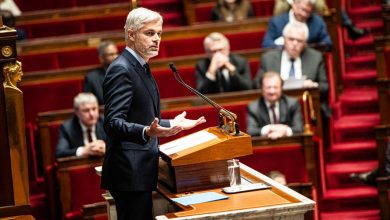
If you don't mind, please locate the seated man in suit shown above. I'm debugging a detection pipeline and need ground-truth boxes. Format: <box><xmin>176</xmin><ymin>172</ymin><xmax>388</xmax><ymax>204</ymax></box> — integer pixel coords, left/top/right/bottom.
<box><xmin>195</xmin><ymin>32</ymin><xmax>252</xmax><ymax>94</ymax></box>
<box><xmin>255</xmin><ymin>21</ymin><xmax>330</xmax><ymax>118</ymax></box>
<box><xmin>262</xmin><ymin>0</ymin><xmax>332</xmax><ymax>49</ymax></box>
<box><xmin>56</xmin><ymin>92</ymin><xmax>106</xmax><ymax>158</ymax></box>
<box><xmin>83</xmin><ymin>41</ymin><xmax>119</xmax><ymax>105</ymax></box>
<box><xmin>247</xmin><ymin>71</ymin><xmax>303</xmax><ymax>139</ymax></box>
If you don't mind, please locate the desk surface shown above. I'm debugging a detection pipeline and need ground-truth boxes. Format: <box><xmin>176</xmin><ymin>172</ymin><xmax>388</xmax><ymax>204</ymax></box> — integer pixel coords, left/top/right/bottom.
<box><xmin>156</xmin><ymin>163</ymin><xmax>315</xmax><ymax>220</ymax></box>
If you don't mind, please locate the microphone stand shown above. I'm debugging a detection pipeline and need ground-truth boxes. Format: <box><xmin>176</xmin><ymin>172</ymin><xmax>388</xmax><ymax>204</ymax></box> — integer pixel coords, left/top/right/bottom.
<box><xmin>169</xmin><ymin>63</ymin><xmax>241</xmax><ymax>136</ymax></box>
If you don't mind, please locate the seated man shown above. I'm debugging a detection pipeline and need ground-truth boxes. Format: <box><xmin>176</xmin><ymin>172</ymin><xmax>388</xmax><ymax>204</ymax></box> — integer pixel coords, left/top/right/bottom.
<box><xmin>83</xmin><ymin>40</ymin><xmax>119</xmax><ymax>105</ymax></box>
<box><xmin>262</xmin><ymin>0</ymin><xmax>332</xmax><ymax>49</ymax></box>
<box><xmin>255</xmin><ymin>21</ymin><xmax>330</xmax><ymax>118</ymax></box>
<box><xmin>195</xmin><ymin>32</ymin><xmax>252</xmax><ymax>94</ymax></box>
<box><xmin>56</xmin><ymin>93</ymin><xmax>106</xmax><ymax>158</ymax></box>
<box><xmin>247</xmin><ymin>71</ymin><xmax>303</xmax><ymax>139</ymax></box>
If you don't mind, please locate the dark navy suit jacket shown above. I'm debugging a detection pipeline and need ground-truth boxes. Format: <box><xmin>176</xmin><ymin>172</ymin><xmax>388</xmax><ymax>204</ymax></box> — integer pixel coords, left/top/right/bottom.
<box><xmin>262</xmin><ymin>12</ymin><xmax>332</xmax><ymax>49</ymax></box>
<box><xmin>101</xmin><ymin>49</ymin><xmax>170</xmax><ymax>191</ymax></box>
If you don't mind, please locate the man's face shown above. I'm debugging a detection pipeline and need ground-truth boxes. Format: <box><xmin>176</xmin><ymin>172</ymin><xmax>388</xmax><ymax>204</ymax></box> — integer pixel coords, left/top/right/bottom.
<box><xmin>261</xmin><ymin>76</ymin><xmax>283</xmax><ymax>104</ymax></box>
<box><xmin>284</xmin><ymin>30</ymin><xmax>306</xmax><ymax>59</ymax></box>
<box><xmin>206</xmin><ymin>41</ymin><xmax>229</xmax><ymax>58</ymax></box>
<box><xmin>291</xmin><ymin>0</ymin><xmax>314</xmax><ymax>22</ymax></box>
<box><xmin>101</xmin><ymin>44</ymin><xmax>119</xmax><ymax>67</ymax></box>
<box><xmin>75</xmin><ymin>102</ymin><xmax>99</xmax><ymax>127</ymax></box>
<box><xmin>129</xmin><ymin>19</ymin><xmax>162</xmax><ymax>61</ymax></box>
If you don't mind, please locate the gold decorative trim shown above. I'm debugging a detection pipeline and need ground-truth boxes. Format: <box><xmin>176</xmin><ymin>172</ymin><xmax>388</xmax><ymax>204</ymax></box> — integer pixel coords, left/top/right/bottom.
<box><xmin>2</xmin><ymin>46</ymin><xmax>13</xmax><ymax>57</ymax></box>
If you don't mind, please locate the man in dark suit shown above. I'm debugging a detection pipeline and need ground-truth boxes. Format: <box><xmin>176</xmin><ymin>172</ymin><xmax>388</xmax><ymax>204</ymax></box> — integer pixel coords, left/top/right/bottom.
<box><xmin>255</xmin><ymin>21</ymin><xmax>330</xmax><ymax>117</ymax></box>
<box><xmin>247</xmin><ymin>71</ymin><xmax>303</xmax><ymax>138</ymax></box>
<box><xmin>195</xmin><ymin>32</ymin><xmax>252</xmax><ymax>94</ymax></box>
<box><xmin>262</xmin><ymin>0</ymin><xmax>332</xmax><ymax>49</ymax></box>
<box><xmin>83</xmin><ymin>40</ymin><xmax>118</xmax><ymax>105</ymax></box>
<box><xmin>101</xmin><ymin>7</ymin><xmax>206</xmax><ymax>220</ymax></box>
<box><xmin>56</xmin><ymin>92</ymin><xmax>106</xmax><ymax>158</ymax></box>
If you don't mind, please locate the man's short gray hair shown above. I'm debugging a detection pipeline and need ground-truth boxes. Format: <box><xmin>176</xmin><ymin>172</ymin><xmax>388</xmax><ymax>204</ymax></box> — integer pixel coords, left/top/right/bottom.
<box><xmin>203</xmin><ymin>32</ymin><xmax>230</xmax><ymax>52</ymax></box>
<box><xmin>282</xmin><ymin>21</ymin><xmax>309</xmax><ymax>41</ymax></box>
<box><xmin>124</xmin><ymin>7</ymin><xmax>163</xmax><ymax>43</ymax></box>
<box><xmin>74</xmin><ymin>93</ymin><xmax>98</xmax><ymax>110</ymax></box>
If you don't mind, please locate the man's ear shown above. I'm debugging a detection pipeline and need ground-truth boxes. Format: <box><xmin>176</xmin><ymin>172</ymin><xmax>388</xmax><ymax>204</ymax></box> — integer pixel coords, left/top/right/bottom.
<box><xmin>128</xmin><ymin>29</ymin><xmax>135</xmax><ymax>42</ymax></box>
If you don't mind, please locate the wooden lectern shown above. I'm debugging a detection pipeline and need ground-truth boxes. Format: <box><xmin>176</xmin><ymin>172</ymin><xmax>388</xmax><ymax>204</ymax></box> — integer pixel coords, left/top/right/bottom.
<box><xmin>158</xmin><ymin>127</ymin><xmax>252</xmax><ymax>193</ymax></box>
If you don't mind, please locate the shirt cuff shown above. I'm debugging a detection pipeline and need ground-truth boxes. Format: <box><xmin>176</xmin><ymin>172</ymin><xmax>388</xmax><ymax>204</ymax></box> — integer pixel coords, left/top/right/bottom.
<box><xmin>142</xmin><ymin>126</ymin><xmax>150</xmax><ymax>142</ymax></box>
<box><xmin>76</xmin><ymin>146</ymin><xmax>84</xmax><ymax>156</ymax></box>
<box><xmin>260</xmin><ymin>125</ymin><xmax>270</xmax><ymax>136</ymax></box>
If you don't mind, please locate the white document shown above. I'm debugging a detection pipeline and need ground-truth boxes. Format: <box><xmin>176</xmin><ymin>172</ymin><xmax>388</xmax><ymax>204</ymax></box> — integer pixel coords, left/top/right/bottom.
<box><xmin>160</xmin><ymin>130</ymin><xmax>217</xmax><ymax>155</ymax></box>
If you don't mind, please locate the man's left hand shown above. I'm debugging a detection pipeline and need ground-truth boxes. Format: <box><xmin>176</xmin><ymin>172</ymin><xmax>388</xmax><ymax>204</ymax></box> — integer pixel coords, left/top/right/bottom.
<box><xmin>172</xmin><ymin>111</ymin><xmax>206</xmax><ymax>130</ymax></box>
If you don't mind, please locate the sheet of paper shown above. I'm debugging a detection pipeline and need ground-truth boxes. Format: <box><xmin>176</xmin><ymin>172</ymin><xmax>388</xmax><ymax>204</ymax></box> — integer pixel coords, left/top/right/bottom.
<box><xmin>171</xmin><ymin>192</ymin><xmax>228</xmax><ymax>206</ymax></box>
<box><xmin>159</xmin><ymin>130</ymin><xmax>217</xmax><ymax>155</ymax></box>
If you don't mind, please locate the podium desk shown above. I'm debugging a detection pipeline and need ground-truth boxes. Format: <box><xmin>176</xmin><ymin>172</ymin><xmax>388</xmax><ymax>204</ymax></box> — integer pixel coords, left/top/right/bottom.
<box><xmin>155</xmin><ymin>163</ymin><xmax>315</xmax><ymax>220</ymax></box>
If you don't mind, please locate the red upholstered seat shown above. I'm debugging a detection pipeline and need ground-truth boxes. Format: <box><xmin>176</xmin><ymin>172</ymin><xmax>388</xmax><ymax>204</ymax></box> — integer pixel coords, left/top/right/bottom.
<box><xmin>154</xmin><ymin>66</ymin><xmax>195</xmax><ymax>99</ymax></box>
<box><xmin>64</xmin><ymin>165</ymin><xmax>105</xmax><ymax>220</ymax></box>
<box><xmin>57</xmin><ymin>48</ymin><xmax>99</xmax><ymax>69</ymax></box>
<box><xmin>21</xmin><ymin>79</ymin><xmax>83</xmax><ymax>124</ymax></box>
<box><xmin>239</xmin><ymin>145</ymin><xmax>309</xmax><ymax>183</ymax></box>
<box><xmin>19</xmin><ymin>53</ymin><xmax>59</xmax><ymax>72</ymax></box>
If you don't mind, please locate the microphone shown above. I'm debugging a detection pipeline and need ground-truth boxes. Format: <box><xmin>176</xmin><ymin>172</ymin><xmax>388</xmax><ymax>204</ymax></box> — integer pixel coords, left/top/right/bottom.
<box><xmin>169</xmin><ymin>63</ymin><xmax>241</xmax><ymax>136</ymax></box>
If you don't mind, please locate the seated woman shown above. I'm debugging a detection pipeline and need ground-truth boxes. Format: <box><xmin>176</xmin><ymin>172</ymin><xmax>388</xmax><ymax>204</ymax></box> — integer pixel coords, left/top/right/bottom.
<box><xmin>211</xmin><ymin>0</ymin><xmax>255</xmax><ymax>22</ymax></box>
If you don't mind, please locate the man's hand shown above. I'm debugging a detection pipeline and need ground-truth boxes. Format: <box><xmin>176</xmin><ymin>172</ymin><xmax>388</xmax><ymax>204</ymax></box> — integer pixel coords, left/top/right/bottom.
<box><xmin>303</xmin><ymin>79</ymin><xmax>319</xmax><ymax>88</ymax></box>
<box><xmin>172</xmin><ymin>111</ymin><xmax>206</xmax><ymax>130</ymax></box>
<box><xmin>83</xmin><ymin>140</ymin><xmax>106</xmax><ymax>156</ymax></box>
<box><xmin>265</xmin><ymin>124</ymin><xmax>289</xmax><ymax>140</ymax></box>
<box><xmin>146</xmin><ymin>118</ymin><xmax>183</xmax><ymax>138</ymax></box>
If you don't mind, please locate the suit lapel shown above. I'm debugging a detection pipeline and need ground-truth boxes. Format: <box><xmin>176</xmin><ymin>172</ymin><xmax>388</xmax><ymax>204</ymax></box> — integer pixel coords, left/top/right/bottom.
<box><xmin>279</xmin><ymin>98</ymin><xmax>288</xmax><ymax>124</ymax></box>
<box><xmin>72</xmin><ymin>117</ymin><xmax>84</xmax><ymax>147</ymax></box>
<box><xmin>122</xmin><ymin>50</ymin><xmax>160</xmax><ymax>116</ymax></box>
<box><xmin>259</xmin><ymin>98</ymin><xmax>271</xmax><ymax>124</ymax></box>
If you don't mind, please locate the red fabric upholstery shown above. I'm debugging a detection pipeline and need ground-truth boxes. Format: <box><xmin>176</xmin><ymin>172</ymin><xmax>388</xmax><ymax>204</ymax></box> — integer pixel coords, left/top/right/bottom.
<box><xmin>384</xmin><ymin>48</ymin><xmax>390</xmax><ymax>78</ymax></box>
<box><xmin>67</xmin><ymin>166</ymin><xmax>106</xmax><ymax>213</ymax></box>
<box><xmin>154</xmin><ymin>66</ymin><xmax>195</xmax><ymax>99</ymax></box>
<box><xmin>21</xmin><ymin>79</ymin><xmax>83</xmax><ymax>124</ymax></box>
<box><xmin>19</xmin><ymin>0</ymin><xmax>127</xmax><ymax>12</ymax></box>
<box><xmin>57</xmin><ymin>48</ymin><xmax>99</xmax><ymax>68</ymax></box>
<box><xmin>239</xmin><ymin>145</ymin><xmax>309</xmax><ymax>183</ymax></box>
<box><xmin>20</xmin><ymin>21</ymin><xmax>84</xmax><ymax>39</ymax></box>
<box><xmin>19</xmin><ymin>53</ymin><xmax>59</xmax><ymax>72</ymax></box>
<box><xmin>26</xmin><ymin>123</ymin><xmax>40</xmax><ymax>182</ymax></box>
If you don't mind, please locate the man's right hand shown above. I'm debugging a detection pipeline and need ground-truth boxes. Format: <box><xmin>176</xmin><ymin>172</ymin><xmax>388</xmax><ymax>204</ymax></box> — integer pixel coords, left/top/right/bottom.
<box><xmin>146</xmin><ymin>118</ymin><xmax>183</xmax><ymax>138</ymax></box>
<box><xmin>83</xmin><ymin>140</ymin><xmax>106</xmax><ymax>156</ymax></box>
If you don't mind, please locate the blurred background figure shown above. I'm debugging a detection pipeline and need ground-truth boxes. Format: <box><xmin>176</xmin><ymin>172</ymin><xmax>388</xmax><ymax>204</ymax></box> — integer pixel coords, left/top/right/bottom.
<box><xmin>255</xmin><ymin>21</ymin><xmax>330</xmax><ymax>118</ymax></box>
<box><xmin>195</xmin><ymin>32</ymin><xmax>252</xmax><ymax>94</ymax></box>
<box><xmin>211</xmin><ymin>0</ymin><xmax>254</xmax><ymax>22</ymax></box>
<box><xmin>268</xmin><ymin>170</ymin><xmax>287</xmax><ymax>185</ymax></box>
<box><xmin>247</xmin><ymin>72</ymin><xmax>303</xmax><ymax>139</ymax></box>
<box><xmin>273</xmin><ymin>0</ymin><xmax>368</xmax><ymax>40</ymax></box>
<box><xmin>262</xmin><ymin>0</ymin><xmax>332</xmax><ymax>49</ymax></box>
<box><xmin>56</xmin><ymin>93</ymin><xmax>106</xmax><ymax>158</ymax></box>
<box><xmin>83</xmin><ymin>40</ymin><xmax>118</xmax><ymax>105</ymax></box>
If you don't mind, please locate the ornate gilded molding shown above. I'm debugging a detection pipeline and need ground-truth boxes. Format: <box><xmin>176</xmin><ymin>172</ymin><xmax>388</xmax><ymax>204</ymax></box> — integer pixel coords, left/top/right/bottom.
<box><xmin>3</xmin><ymin>60</ymin><xmax>22</xmax><ymax>92</ymax></box>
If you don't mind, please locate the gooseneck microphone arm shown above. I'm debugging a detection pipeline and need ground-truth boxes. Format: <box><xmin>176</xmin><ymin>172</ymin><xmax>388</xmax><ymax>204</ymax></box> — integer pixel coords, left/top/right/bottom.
<box><xmin>169</xmin><ymin>63</ymin><xmax>240</xmax><ymax>135</ymax></box>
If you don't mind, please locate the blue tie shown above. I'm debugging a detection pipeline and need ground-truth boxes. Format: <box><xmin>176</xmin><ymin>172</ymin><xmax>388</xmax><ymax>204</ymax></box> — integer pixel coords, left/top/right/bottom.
<box><xmin>289</xmin><ymin>59</ymin><xmax>295</xmax><ymax>78</ymax></box>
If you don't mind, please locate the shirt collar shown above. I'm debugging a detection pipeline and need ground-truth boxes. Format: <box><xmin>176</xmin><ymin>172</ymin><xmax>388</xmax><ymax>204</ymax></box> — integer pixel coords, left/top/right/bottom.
<box><xmin>125</xmin><ymin>46</ymin><xmax>146</xmax><ymax>66</ymax></box>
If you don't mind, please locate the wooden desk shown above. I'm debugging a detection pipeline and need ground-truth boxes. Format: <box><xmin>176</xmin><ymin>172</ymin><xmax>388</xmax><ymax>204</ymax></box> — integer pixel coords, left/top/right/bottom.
<box><xmin>102</xmin><ymin>163</ymin><xmax>314</xmax><ymax>220</ymax></box>
<box><xmin>155</xmin><ymin>163</ymin><xmax>314</xmax><ymax>219</ymax></box>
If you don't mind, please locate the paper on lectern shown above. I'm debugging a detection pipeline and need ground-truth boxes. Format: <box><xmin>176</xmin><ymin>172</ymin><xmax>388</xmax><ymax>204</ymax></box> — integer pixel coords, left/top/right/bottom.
<box><xmin>159</xmin><ymin>130</ymin><xmax>217</xmax><ymax>155</ymax></box>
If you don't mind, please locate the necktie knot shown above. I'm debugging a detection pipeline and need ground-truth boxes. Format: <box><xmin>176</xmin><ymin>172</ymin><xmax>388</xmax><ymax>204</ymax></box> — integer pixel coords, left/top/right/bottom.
<box><xmin>143</xmin><ymin>63</ymin><xmax>151</xmax><ymax>75</ymax></box>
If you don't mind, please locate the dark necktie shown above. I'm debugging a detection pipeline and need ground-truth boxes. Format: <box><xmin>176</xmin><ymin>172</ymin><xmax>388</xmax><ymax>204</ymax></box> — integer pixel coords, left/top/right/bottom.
<box><xmin>87</xmin><ymin>128</ymin><xmax>93</xmax><ymax>143</ymax></box>
<box><xmin>143</xmin><ymin>63</ymin><xmax>160</xmax><ymax>110</ymax></box>
<box><xmin>144</xmin><ymin>63</ymin><xmax>151</xmax><ymax>75</ymax></box>
<box><xmin>270</xmin><ymin>104</ymin><xmax>278</xmax><ymax>124</ymax></box>
<box><xmin>289</xmin><ymin>58</ymin><xmax>295</xmax><ymax>78</ymax></box>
